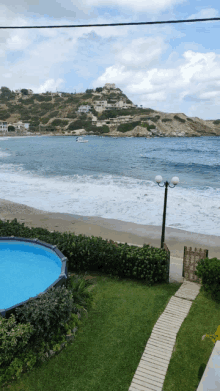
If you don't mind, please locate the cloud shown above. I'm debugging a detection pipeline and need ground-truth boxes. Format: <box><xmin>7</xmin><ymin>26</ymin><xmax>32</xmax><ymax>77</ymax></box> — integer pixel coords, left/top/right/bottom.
<box><xmin>113</xmin><ymin>36</ymin><xmax>168</xmax><ymax>68</ymax></box>
<box><xmin>1</xmin><ymin>0</ymin><xmax>187</xmax><ymax>15</ymax></box>
<box><xmin>188</xmin><ymin>7</ymin><xmax>219</xmax><ymax>20</ymax></box>
<box><xmin>95</xmin><ymin>48</ymin><xmax>220</xmax><ymax>110</ymax></box>
<box><xmin>37</xmin><ymin>78</ymin><xmax>64</xmax><ymax>93</ymax></box>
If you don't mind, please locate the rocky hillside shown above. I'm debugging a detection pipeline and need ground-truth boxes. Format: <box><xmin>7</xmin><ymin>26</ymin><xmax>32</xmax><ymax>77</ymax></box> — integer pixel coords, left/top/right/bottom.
<box><xmin>0</xmin><ymin>86</ymin><xmax>219</xmax><ymax>137</ymax></box>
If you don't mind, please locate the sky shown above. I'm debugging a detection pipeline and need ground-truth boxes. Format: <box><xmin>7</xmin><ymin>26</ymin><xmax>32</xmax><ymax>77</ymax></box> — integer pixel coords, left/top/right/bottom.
<box><xmin>0</xmin><ymin>0</ymin><xmax>220</xmax><ymax>120</ymax></box>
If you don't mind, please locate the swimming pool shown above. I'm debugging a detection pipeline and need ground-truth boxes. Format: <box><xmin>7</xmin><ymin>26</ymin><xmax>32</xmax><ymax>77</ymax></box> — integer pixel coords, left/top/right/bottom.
<box><xmin>0</xmin><ymin>237</ymin><xmax>69</xmax><ymax>318</ymax></box>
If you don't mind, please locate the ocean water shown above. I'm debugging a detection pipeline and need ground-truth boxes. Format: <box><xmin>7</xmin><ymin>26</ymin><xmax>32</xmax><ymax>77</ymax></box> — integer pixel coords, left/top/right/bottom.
<box><xmin>0</xmin><ymin>134</ymin><xmax>219</xmax><ymax>236</ymax></box>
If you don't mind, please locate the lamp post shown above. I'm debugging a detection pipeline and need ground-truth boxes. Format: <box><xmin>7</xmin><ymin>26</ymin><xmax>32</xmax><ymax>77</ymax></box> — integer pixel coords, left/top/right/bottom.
<box><xmin>155</xmin><ymin>175</ymin><xmax>179</xmax><ymax>249</ymax></box>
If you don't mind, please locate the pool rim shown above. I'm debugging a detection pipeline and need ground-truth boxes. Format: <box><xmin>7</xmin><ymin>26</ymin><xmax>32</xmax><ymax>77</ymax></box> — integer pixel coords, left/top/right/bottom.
<box><xmin>0</xmin><ymin>236</ymin><xmax>69</xmax><ymax>319</ymax></box>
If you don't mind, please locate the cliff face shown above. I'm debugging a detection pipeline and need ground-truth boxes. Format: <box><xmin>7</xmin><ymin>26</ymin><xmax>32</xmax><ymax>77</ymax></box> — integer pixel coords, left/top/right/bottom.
<box><xmin>97</xmin><ymin>111</ymin><xmax>219</xmax><ymax>138</ymax></box>
<box><xmin>0</xmin><ymin>86</ymin><xmax>220</xmax><ymax>137</ymax></box>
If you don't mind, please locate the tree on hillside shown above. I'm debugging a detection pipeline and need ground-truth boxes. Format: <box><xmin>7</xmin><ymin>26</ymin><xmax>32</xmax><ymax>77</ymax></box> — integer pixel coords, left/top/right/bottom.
<box><xmin>96</xmin><ymin>87</ymin><xmax>103</xmax><ymax>92</ymax></box>
<box><xmin>0</xmin><ymin>87</ymin><xmax>13</xmax><ymax>99</ymax></box>
<box><xmin>21</xmin><ymin>89</ymin><xmax>29</xmax><ymax>95</ymax></box>
<box><xmin>8</xmin><ymin>125</ymin><xmax>15</xmax><ymax>132</ymax></box>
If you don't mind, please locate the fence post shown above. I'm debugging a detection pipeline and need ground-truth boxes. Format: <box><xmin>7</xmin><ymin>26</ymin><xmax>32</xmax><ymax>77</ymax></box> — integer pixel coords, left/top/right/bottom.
<box><xmin>163</xmin><ymin>243</ymin><xmax>170</xmax><ymax>284</ymax></box>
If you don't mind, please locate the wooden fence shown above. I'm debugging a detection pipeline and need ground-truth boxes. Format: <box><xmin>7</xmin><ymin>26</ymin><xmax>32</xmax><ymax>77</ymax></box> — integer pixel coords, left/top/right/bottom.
<box><xmin>182</xmin><ymin>246</ymin><xmax>209</xmax><ymax>283</ymax></box>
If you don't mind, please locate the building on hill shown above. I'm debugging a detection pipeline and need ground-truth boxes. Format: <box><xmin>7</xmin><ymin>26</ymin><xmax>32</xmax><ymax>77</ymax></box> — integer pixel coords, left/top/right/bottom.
<box><xmin>94</xmin><ymin>99</ymin><xmax>136</xmax><ymax>112</ymax></box>
<box><xmin>7</xmin><ymin>121</ymin><xmax>30</xmax><ymax>131</ymax></box>
<box><xmin>105</xmin><ymin>83</ymin><xmax>116</xmax><ymax>89</ymax></box>
<box><xmin>0</xmin><ymin>121</ymin><xmax>8</xmax><ymax>132</ymax></box>
<box><xmin>77</xmin><ymin>105</ymin><xmax>91</xmax><ymax>113</ymax></box>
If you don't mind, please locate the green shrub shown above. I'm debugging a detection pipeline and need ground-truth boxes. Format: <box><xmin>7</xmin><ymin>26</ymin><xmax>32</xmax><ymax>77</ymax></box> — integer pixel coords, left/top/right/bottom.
<box><xmin>187</xmin><ymin>118</ymin><xmax>194</xmax><ymax>122</ymax></box>
<box><xmin>162</xmin><ymin>118</ymin><xmax>173</xmax><ymax>122</ymax></box>
<box><xmin>149</xmin><ymin>115</ymin><xmax>160</xmax><ymax>123</ymax></box>
<box><xmin>117</xmin><ymin>121</ymin><xmax>141</xmax><ymax>133</ymax></box>
<box><xmin>213</xmin><ymin>120</ymin><xmax>220</xmax><ymax>125</ymax></box>
<box><xmin>47</xmin><ymin>110</ymin><xmax>59</xmax><ymax>118</ymax></box>
<box><xmin>51</xmin><ymin>119</ymin><xmax>68</xmax><ymax>127</ymax></box>
<box><xmin>96</xmin><ymin>125</ymin><xmax>109</xmax><ymax>134</ymax></box>
<box><xmin>82</xmin><ymin>94</ymin><xmax>93</xmax><ymax>100</ymax></box>
<box><xmin>66</xmin><ymin>112</ymin><xmax>77</xmax><ymax>119</ymax></box>
<box><xmin>12</xmin><ymin>285</ymin><xmax>78</xmax><ymax>342</ymax></box>
<box><xmin>40</xmin><ymin>103</ymin><xmax>54</xmax><ymax>111</ymax></box>
<box><xmin>0</xmin><ymin>111</ymin><xmax>10</xmax><ymax>120</ymax></box>
<box><xmin>141</xmin><ymin>123</ymin><xmax>156</xmax><ymax>131</ymax></box>
<box><xmin>174</xmin><ymin>115</ymin><xmax>186</xmax><ymax>123</ymax></box>
<box><xmin>79</xmin><ymin>113</ymin><xmax>88</xmax><ymax>120</ymax></box>
<box><xmin>40</xmin><ymin>117</ymin><xmax>50</xmax><ymax>124</ymax></box>
<box><xmin>0</xmin><ymin>314</ymin><xmax>35</xmax><ymax>367</ymax></box>
<box><xmin>8</xmin><ymin>126</ymin><xmax>15</xmax><ymax>131</ymax></box>
<box><xmin>34</xmin><ymin>95</ymin><xmax>52</xmax><ymax>102</ymax></box>
<box><xmin>195</xmin><ymin>258</ymin><xmax>220</xmax><ymax>302</ymax></box>
<box><xmin>68</xmin><ymin>119</ymin><xmax>87</xmax><ymax>130</ymax></box>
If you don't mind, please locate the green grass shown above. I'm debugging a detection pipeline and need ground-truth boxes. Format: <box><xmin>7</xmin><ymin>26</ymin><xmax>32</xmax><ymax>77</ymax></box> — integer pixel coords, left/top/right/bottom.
<box><xmin>2</xmin><ymin>273</ymin><xmax>218</xmax><ymax>391</ymax></box>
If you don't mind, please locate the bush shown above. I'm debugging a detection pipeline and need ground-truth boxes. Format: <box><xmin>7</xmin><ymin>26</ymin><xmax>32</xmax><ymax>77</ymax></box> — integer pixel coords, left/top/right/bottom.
<box><xmin>213</xmin><ymin>120</ymin><xmax>220</xmax><ymax>125</ymax></box>
<box><xmin>141</xmin><ymin>123</ymin><xmax>156</xmax><ymax>131</ymax></box>
<box><xmin>195</xmin><ymin>257</ymin><xmax>220</xmax><ymax>302</ymax></box>
<box><xmin>187</xmin><ymin>118</ymin><xmax>194</xmax><ymax>122</ymax></box>
<box><xmin>96</xmin><ymin>125</ymin><xmax>109</xmax><ymax>134</ymax></box>
<box><xmin>34</xmin><ymin>95</ymin><xmax>52</xmax><ymax>102</ymax></box>
<box><xmin>82</xmin><ymin>94</ymin><xmax>93</xmax><ymax>100</ymax></box>
<box><xmin>174</xmin><ymin>115</ymin><xmax>186</xmax><ymax>123</ymax></box>
<box><xmin>40</xmin><ymin>117</ymin><xmax>50</xmax><ymax>124</ymax></box>
<box><xmin>68</xmin><ymin>119</ymin><xmax>87</xmax><ymax>130</ymax></box>
<box><xmin>40</xmin><ymin>103</ymin><xmax>54</xmax><ymax>111</ymax></box>
<box><xmin>66</xmin><ymin>112</ymin><xmax>77</xmax><ymax>119</ymax></box>
<box><xmin>79</xmin><ymin>113</ymin><xmax>88</xmax><ymax>120</ymax></box>
<box><xmin>0</xmin><ymin>111</ymin><xmax>10</xmax><ymax>120</ymax></box>
<box><xmin>117</xmin><ymin>121</ymin><xmax>141</xmax><ymax>133</ymax></box>
<box><xmin>8</xmin><ymin>126</ymin><xmax>15</xmax><ymax>131</ymax></box>
<box><xmin>47</xmin><ymin>110</ymin><xmax>59</xmax><ymax>118</ymax></box>
<box><xmin>149</xmin><ymin>115</ymin><xmax>160</xmax><ymax>123</ymax></box>
<box><xmin>51</xmin><ymin>119</ymin><xmax>69</xmax><ymax>127</ymax></box>
<box><xmin>162</xmin><ymin>118</ymin><xmax>173</xmax><ymax>122</ymax></box>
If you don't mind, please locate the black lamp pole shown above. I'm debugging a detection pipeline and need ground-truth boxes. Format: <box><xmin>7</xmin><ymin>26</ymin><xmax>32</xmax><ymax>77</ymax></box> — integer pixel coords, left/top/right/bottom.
<box><xmin>157</xmin><ymin>180</ymin><xmax>176</xmax><ymax>249</ymax></box>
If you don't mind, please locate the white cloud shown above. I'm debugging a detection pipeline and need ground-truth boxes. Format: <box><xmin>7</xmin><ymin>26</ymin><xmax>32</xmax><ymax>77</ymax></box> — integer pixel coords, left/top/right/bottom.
<box><xmin>188</xmin><ymin>7</ymin><xmax>219</xmax><ymax>20</ymax></box>
<box><xmin>113</xmin><ymin>36</ymin><xmax>168</xmax><ymax>68</ymax></box>
<box><xmin>95</xmin><ymin>48</ymin><xmax>220</xmax><ymax>114</ymax></box>
<box><xmin>36</xmin><ymin>78</ymin><xmax>64</xmax><ymax>93</ymax></box>
<box><xmin>83</xmin><ymin>0</ymin><xmax>186</xmax><ymax>12</ymax></box>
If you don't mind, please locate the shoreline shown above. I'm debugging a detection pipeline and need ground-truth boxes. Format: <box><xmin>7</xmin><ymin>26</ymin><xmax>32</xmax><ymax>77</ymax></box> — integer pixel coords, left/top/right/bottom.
<box><xmin>0</xmin><ymin>132</ymin><xmax>219</xmax><ymax>138</ymax></box>
<box><xmin>0</xmin><ymin>198</ymin><xmax>220</xmax><ymax>259</ymax></box>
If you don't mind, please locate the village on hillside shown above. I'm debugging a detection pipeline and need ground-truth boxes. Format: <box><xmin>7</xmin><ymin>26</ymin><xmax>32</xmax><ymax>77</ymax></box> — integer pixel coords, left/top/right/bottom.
<box><xmin>0</xmin><ymin>83</ymin><xmax>219</xmax><ymax>137</ymax></box>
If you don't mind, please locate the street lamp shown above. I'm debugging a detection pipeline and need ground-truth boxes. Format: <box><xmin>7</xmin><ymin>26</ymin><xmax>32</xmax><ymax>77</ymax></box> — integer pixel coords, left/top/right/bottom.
<box><xmin>155</xmin><ymin>175</ymin><xmax>179</xmax><ymax>249</ymax></box>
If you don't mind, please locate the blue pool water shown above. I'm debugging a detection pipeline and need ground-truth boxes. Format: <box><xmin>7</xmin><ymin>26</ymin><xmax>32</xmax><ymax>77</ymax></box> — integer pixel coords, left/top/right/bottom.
<box><xmin>0</xmin><ymin>241</ymin><xmax>62</xmax><ymax>311</ymax></box>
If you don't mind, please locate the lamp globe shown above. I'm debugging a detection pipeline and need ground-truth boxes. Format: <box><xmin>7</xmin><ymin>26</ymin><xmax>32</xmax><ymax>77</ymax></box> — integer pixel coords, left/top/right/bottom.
<box><xmin>171</xmin><ymin>176</ymin><xmax>179</xmax><ymax>185</ymax></box>
<box><xmin>155</xmin><ymin>175</ymin><xmax>163</xmax><ymax>183</ymax></box>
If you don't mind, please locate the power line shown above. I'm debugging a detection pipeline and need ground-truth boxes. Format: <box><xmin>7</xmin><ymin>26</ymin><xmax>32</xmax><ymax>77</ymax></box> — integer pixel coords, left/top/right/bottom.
<box><xmin>0</xmin><ymin>17</ymin><xmax>220</xmax><ymax>29</ymax></box>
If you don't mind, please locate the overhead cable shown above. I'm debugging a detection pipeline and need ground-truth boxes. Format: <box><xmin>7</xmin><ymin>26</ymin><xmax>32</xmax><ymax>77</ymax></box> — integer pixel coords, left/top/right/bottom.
<box><xmin>0</xmin><ymin>17</ymin><xmax>220</xmax><ymax>29</ymax></box>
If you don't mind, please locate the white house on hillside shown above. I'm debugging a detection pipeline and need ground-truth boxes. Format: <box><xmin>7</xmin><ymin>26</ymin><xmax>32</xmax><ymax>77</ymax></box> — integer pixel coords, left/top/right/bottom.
<box><xmin>0</xmin><ymin>121</ymin><xmax>8</xmax><ymax>132</ymax></box>
<box><xmin>77</xmin><ymin>105</ymin><xmax>91</xmax><ymax>113</ymax></box>
<box><xmin>105</xmin><ymin>83</ymin><xmax>116</xmax><ymax>89</ymax></box>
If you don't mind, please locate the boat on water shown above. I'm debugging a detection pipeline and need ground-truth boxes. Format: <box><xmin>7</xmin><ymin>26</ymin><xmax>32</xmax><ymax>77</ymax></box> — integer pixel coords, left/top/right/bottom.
<box><xmin>76</xmin><ymin>137</ymin><xmax>88</xmax><ymax>143</ymax></box>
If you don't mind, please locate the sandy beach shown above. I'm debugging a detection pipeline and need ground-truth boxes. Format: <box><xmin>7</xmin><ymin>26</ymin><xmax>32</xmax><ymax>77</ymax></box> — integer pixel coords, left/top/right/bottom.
<box><xmin>0</xmin><ymin>198</ymin><xmax>220</xmax><ymax>260</ymax></box>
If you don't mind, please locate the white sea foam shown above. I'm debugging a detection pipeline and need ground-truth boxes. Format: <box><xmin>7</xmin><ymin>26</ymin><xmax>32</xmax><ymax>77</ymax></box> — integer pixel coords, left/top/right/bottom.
<box><xmin>0</xmin><ymin>135</ymin><xmax>219</xmax><ymax>236</ymax></box>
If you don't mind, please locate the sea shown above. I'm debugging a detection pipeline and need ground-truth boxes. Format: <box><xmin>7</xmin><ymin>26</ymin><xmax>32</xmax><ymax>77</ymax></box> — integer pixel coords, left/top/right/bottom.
<box><xmin>0</xmin><ymin>134</ymin><xmax>219</xmax><ymax>236</ymax></box>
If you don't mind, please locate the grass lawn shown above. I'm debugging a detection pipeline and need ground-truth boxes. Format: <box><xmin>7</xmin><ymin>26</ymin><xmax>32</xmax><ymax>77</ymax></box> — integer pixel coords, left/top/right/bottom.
<box><xmin>2</xmin><ymin>272</ymin><xmax>218</xmax><ymax>391</ymax></box>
